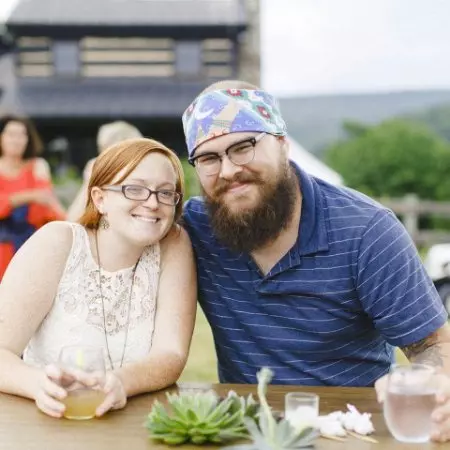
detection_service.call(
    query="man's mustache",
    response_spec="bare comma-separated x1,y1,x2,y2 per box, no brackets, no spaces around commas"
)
213,173,262,197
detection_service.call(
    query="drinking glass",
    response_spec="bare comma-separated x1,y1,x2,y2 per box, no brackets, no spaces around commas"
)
383,363,437,443
285,392,319,428
58,345,106,420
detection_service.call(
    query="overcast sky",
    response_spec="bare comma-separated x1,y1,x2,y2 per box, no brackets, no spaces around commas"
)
261,0,450,96
2,0,450,97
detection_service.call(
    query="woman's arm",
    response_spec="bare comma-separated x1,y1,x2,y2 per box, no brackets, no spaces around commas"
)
0,159,61,219
32,158,66,219
66,182,89,222
0,221,73,399
66,159,95,222
0,191,44,219
114,226,197,396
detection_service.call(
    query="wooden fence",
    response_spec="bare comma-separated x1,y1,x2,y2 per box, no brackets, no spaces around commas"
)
378,194,450,246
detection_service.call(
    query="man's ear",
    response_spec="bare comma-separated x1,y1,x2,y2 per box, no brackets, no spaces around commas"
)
91,186,106,214
277,136,290,158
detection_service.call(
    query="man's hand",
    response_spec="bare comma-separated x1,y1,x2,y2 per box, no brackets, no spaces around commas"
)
374,374,388,403
376,372,450,442
432,380,450,442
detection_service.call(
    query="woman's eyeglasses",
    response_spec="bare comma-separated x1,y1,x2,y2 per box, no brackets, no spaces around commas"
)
102,185,181,206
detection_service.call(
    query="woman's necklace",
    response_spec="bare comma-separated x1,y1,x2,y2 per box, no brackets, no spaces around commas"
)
95,231,140,370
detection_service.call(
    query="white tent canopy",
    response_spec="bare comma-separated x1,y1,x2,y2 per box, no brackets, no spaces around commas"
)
287,136,343,186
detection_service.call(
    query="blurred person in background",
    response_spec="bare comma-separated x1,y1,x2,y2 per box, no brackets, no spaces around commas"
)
67,120,142,221
0,138,196,418
0,115,66,281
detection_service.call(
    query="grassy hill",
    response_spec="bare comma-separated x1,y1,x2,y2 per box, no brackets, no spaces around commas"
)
279,90,450,156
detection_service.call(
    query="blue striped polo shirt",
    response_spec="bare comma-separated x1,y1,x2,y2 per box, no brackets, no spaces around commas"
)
183,164,447,386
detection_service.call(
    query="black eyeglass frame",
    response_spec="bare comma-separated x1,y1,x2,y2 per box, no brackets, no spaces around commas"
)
102,184,181,206
188,132,267,169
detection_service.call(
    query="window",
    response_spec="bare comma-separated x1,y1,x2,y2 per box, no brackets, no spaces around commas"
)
202,38,235,78
175,41,202,77
53,41,79,76
80,37,175,78
16,37,53,77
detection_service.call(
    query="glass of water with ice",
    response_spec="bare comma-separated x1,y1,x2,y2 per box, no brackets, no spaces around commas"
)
383,363,437,443
285,392,319,429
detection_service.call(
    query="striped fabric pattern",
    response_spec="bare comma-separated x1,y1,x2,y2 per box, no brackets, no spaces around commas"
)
183,165,447,386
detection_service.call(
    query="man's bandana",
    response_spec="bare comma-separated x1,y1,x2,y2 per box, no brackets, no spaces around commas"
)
182,88,287,157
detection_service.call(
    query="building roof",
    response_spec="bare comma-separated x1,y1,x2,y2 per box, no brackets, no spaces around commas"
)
5,79,207,119
7,0,246,27
288,137,343,185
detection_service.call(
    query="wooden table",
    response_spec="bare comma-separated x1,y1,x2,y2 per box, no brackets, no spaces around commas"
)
0,383,441,449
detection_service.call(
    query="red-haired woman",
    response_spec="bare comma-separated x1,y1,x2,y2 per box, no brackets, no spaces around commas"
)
0,138,196,419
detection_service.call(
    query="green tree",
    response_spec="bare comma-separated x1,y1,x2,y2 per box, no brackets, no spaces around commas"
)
407,104,450,142
181,158,201,200
325,119,450,201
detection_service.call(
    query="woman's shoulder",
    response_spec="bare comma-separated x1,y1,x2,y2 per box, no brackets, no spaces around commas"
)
160,225,191,251
31,221,74,254
158,225,193,266
9,221,75,280
35,218,73,236
31,157,51,180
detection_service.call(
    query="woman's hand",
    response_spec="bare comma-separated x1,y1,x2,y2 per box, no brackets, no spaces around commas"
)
95,372,127,417
9,189,53,208
34,364,72,418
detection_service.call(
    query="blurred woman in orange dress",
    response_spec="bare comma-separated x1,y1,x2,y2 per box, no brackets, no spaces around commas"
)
0,115,65,280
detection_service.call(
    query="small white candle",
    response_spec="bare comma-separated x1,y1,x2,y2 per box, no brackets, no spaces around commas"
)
286,406,319,429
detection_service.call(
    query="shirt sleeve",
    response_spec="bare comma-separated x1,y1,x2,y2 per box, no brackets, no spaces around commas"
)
356,209,447,347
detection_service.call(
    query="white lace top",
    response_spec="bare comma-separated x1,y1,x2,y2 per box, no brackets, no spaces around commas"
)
23,223,160,370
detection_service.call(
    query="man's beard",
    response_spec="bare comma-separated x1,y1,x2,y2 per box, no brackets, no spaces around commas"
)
204,165,298,253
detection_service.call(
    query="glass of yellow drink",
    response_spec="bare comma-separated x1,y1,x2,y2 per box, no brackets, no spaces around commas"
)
58,345,106,420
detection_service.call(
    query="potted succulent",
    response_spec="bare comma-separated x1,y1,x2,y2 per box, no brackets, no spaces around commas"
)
146,367,318,449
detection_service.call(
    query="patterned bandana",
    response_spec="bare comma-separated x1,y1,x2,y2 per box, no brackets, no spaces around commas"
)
182,88,287,157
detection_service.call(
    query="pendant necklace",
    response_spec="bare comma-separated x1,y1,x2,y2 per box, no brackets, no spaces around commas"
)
95,231,140,370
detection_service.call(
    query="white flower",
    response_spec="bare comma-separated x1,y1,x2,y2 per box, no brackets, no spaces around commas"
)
316,416,347,437
314,404,375,437
342,404,374,435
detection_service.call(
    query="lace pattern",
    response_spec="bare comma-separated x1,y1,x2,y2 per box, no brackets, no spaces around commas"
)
23,223,160,370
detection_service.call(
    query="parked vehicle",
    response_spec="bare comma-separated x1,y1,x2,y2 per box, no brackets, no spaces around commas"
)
423,244,450,315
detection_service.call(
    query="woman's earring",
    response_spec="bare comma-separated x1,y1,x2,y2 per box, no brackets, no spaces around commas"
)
99,215,110,230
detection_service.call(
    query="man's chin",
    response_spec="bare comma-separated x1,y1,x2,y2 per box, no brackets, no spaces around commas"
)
222,194,259,215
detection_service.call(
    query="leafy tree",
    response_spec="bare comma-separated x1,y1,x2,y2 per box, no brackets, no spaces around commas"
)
325,119,450,201
181,158,201,199
407,104,450,143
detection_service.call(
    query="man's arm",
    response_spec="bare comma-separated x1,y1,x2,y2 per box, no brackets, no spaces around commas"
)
401,324,450,371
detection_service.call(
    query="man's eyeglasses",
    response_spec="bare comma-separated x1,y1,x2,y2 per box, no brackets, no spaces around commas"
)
188,132,267,176
102,185,181,206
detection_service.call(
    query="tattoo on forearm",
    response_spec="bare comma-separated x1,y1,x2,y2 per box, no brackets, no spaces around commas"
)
401,334,444,367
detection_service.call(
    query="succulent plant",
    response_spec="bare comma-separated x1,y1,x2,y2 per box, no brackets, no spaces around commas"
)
225,368,319,450
146,389,259,445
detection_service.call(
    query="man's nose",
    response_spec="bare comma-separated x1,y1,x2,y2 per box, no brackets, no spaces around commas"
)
219,155,242,179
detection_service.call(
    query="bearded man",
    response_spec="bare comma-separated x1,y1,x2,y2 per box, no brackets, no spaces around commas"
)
181,80,450,442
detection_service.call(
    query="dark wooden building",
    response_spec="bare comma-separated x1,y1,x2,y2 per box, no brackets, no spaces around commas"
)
0,0,259,170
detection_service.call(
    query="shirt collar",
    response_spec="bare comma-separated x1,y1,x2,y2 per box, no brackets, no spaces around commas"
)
292,163,330,256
